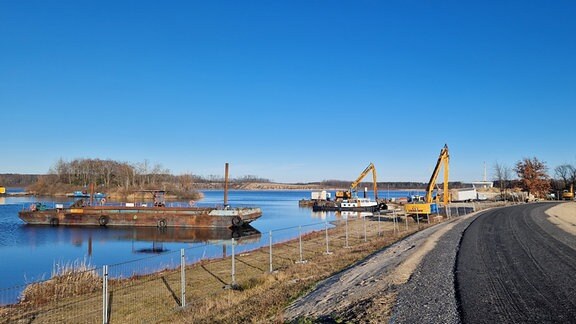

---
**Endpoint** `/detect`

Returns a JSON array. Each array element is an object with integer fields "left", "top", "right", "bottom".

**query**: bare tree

[
  {"left": 515, "top": 157, "right": 550, "bottom": 199},
  {"left": 554, "top": 164, "right": 573, "bottom": 189},
  {"left": 493, "top": 162, "right": 511, "bottom": 199}
]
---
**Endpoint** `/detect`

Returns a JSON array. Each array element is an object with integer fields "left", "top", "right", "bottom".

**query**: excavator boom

[
  {"left": 349, "top": 163, "right": 378, "bottom": 200},
  {"left": 405, "top": 144, "right": 449, "bottom": 215},
  {"left": 424, "top": 144, "right": 449, "bottom": 203}
]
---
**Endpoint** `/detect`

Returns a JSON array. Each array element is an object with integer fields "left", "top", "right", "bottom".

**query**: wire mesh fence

[{"left": 1, "top": 201, "right": 506, "bottom": 323}]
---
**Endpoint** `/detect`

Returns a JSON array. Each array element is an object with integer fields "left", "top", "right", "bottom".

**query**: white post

[
  {"left": 180, "top": 249, "right": 186, "bottom": 308},
  {"left": 345, "top": 216, "right": 350, "bottom": 248},
  {"left": 231, "top": 238, "right": 236, "bottom": 286},
  {"left": 363, "top": 215, "right": 367, "bottom": 242},
  {"left": 102, "top": 265, "right": 108, "bottom": 324},
  {"left": 296, "top": 226, "right": 307, "bottom": 264},
  {"left": 269, "top": 231, "right": 273, "bottom": 272},
  {"left": 405, "top": 211, "right": 408, "bottom": 231},
  {"left": 324, "top": 222, "right": 332, "bottom": 255}
]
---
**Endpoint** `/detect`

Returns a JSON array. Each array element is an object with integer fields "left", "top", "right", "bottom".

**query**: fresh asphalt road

[{"left": 457, "top": 203, "right": 576, "bottom": 323}]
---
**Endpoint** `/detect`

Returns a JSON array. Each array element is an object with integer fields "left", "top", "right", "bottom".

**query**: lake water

[{"left": 0, "top": 189, "right": 421, "bottom": 295}]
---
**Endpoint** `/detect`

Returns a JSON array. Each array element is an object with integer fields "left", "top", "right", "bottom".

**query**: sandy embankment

[{"left": 545, "top": 202, "right": 576, "bottom": 235}]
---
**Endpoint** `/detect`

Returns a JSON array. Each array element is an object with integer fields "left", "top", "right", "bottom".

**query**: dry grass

[
  {"left": 20, "top": 259, "right": 100, "bottom": 306},
  {"left": 1, "top": 216, "right": 437, "bottom": 323}
]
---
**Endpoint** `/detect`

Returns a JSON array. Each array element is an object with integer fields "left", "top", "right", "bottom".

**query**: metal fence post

[
  {"left": 405, "top": 212, "right": 409, "bottom": 231},
  {"left": 345, "top": 216, "right": 350, "bottom": 248},
  {"left": 180, "top": 249, "right": 186, "bottom": 308},
  {"left": 269, "top": 231, "right": 273, "bottom": 272},
  {"left": 102, "top": 265, "right": 108, "bottom": 324},
  {"left": 363, "top": 215, "right": 367, "bottom": 242},
  {"left": 231, "top": 238, "right": 236, "bottom": 286},
  {"left": 324, "top": 222, "right": 332, "bottom": 255},
  {"left": 296, "top": 226, "right": 307, "bottom": 264}
]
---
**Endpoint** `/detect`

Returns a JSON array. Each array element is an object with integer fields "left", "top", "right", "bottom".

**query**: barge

[
  {"left": 18, "top": 163, "right": 262, "bottom": 229},
  {"left": 18, "top": 200, "right": 262, "bottom": 228}
]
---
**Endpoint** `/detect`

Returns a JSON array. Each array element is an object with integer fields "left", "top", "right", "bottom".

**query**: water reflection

[
  {"left": 20, "top": 225, "right": 261, "bottom": 255},
  {"left": 311, "top": 210, "right": 374, "bottom": 220}
]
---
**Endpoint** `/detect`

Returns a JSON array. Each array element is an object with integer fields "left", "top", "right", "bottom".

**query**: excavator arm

[
  {"left": 424, "top": 144, "right": 450, "bottom": 204},
  {"left": 405, "top": 144, "right": 449, "bottom": 215},
  {"left": 350, "top": 163, "right": 378, "bottom": 200}
]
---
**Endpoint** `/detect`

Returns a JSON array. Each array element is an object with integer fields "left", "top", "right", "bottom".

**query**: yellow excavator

[
  {"left": 562, "top": 184, "right": 574, "bottom": 200},
  {"left": 335, "top": 163, "right": 378, "bottom": 201},
  {"left": 405, "top": 144, "right": 450, "bottom": 215}
]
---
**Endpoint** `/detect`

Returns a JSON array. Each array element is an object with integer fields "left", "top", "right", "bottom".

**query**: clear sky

[{"left": 1, "top": 1, "right": 575, "bottom": 183}]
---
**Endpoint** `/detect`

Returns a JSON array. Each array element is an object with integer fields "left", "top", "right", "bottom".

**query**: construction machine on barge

[{"left": 312, "top": 163, "right": 387, "bottom": 212}]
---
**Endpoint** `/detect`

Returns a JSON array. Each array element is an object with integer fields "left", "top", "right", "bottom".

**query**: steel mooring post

[
  {"left": 180, "top": 249, "right": 186, "bottom": 308},
  {"left": 269, "top": 231, "right": 273, "bottom": 273},
  {"left": 102, "top": 265, "right": 108, "bottom": 324}
]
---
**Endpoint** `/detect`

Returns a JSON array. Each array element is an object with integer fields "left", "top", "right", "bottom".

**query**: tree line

[
  {"left": 494, "top": 157, "right": 576, "bottom": 199},
  {"left": 18, "top": 158, "right": 270, "bottom": 197}
]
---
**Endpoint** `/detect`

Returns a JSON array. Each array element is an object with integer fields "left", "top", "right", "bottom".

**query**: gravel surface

[{"left": 390, "top": 211, "right": 481, "bottom": 324}]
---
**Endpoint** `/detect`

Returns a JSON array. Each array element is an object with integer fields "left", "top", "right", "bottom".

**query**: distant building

[
  {"left": 472, "top": 181, "right": 493, "bottom": 190},
  {"left": 472, "top": 162, "right": 494, "bottom": 190}
]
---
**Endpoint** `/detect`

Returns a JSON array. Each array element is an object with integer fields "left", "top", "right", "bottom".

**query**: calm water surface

[{"left": 0, "top": 189, "right": 419, "bottom": 291}]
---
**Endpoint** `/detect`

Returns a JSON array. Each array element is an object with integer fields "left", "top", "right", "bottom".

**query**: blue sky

[{"left": 1, "top": 1, "right": 575, "bottom": 183}]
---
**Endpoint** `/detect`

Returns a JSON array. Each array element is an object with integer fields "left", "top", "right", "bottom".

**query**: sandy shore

[{"left": 545, "top": 202, "right": 576, "bottom": 235}]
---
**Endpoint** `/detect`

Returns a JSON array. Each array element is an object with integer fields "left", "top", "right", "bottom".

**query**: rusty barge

[
  {"left": 18, "top": 163, "right": 262, "bottom": 229},
  {"left": 18, "top": 201, "right": 261, "bottom": 229}
]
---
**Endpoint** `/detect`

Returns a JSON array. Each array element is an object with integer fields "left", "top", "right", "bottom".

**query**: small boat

[
  {"left": 0, "top": 186, "right": 5, "bottom": 196},
  {"left": 312, "top": 198, "right": 387, "bottom": 212},
  {"left": 66, "top": 190, "right": 90, "bottom": 198}
]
